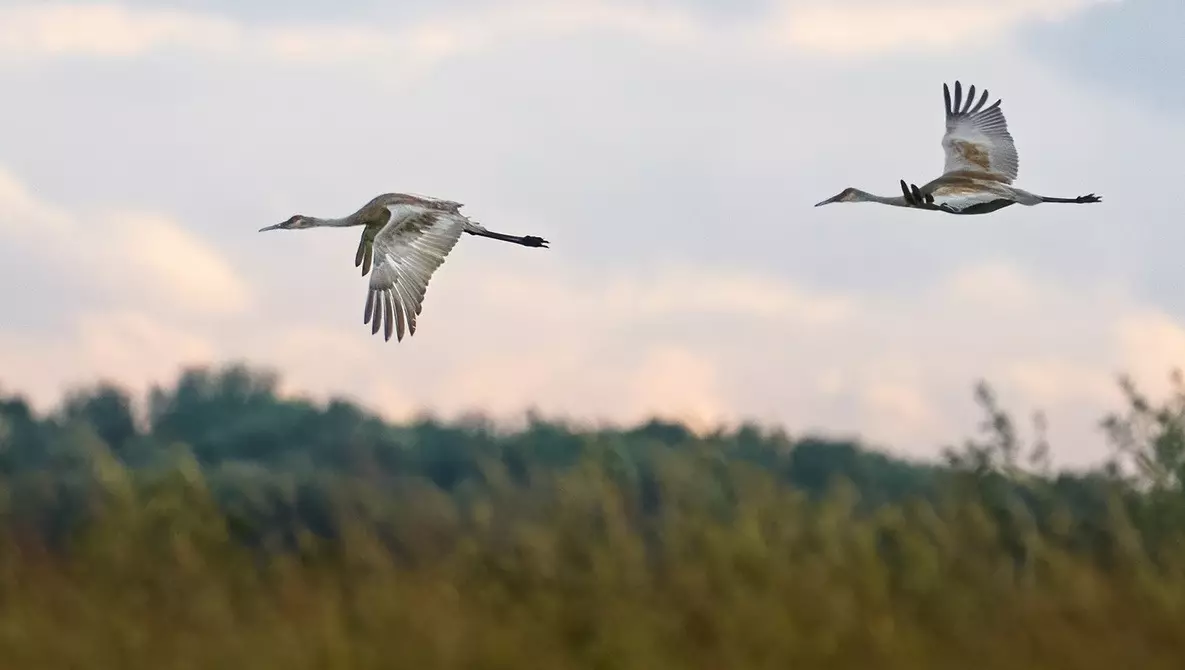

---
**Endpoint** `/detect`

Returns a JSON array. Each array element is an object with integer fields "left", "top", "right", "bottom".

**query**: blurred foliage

[{"left": 1, "top": 363, "right": 1185, "bottom": 667}]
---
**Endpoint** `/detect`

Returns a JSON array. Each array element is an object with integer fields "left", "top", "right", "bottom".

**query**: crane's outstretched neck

[
  {"left": 815, "top": 188, "right": 912, "bottom": 208},
  {"left": 846, "top": 189, "right": 913, "bottom": 207},
  {"left": 308, "top": 216, "right": 356, "bottom": 227},
  {"left": 864, "top": 193, "right": 913, "bottom": 207}
]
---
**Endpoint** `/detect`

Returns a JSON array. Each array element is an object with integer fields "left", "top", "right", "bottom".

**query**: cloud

[
  {"left": 1115, "top": 311, "right": 1185, "bottom": 397},
  {"left": 0, "top": 166, "right": 252, "bottom": 316},
  {"left": 96, "top": 213, "right": 252, "bottom": 315},
  {"left": 2, "top": 204, "right": 1182, "bottom": 469},
  {"left": 0, "top": 4, "right": 241, "bottom": 58},
  {"left": 1022, "top": 0, "right": 1185, "bottom": 115},
  {"left": 0, "top": 168, "right": 73, "bottom": 234},
  {"left": 0, "top": 0, "right": 1111, "bottom": 67},
  {"left": 209, "top": 259, "right": 1182, "bottom": 468},
  {"left": 0, "top": 309, "right": 219, "bottom": 407},
  {"left": 0, "top": 0, "right": 1175, "bottom": 474},
  {"left": 471, "top": 264, "right": 856, "bottom": 327},
  {"left": 433, "top": 260, "right": 1181, "bottom": 465},
  {"left": 763, "top": 0, "right": 1117, "bottom": 56},
  {"left": 625, "top": 346, "right": 730, "bottom": 431},
  {"left": 0, "top": 2, "right": 701, "bottom": 66}
]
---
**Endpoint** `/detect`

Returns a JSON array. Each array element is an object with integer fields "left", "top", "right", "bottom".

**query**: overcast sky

[{"left": 0, "top": 0, "right": 1180, "bottom": 467}]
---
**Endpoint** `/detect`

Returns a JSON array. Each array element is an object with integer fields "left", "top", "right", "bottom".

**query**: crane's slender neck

[
  {"left": 857, "top": 190, "right": 911, "bottom": 207},
  {"left": 307, "top": 216, "right": 357, "bottom": 228}
]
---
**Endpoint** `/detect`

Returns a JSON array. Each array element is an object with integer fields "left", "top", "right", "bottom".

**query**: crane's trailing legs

[
  {"left": 464, "top": 222, "right": 549, "bottom": 247},
  {"left": 1039, "top": 194, "right": 1102, "bottom": 204}
]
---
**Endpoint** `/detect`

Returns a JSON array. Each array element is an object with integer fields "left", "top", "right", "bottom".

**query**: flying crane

[
  {"left": 815, "top": 81, "right": 1102, "bottom": 214},
  {"left": 260, "top": 193, "right": 549, "bottom": 342}
]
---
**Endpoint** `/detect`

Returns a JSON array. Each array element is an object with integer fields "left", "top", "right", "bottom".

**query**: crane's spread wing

[
  {"left": 940, "top": 81, "right": 1019, "bottom": 183},
  {"left": 363, "top": 204, "right": 468, "bottom": 342}
]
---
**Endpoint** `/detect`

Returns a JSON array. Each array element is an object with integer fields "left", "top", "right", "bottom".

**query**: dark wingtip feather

[
  {"left": 969, "top": 88, "right": 990, "bottom": 114},
  {"left": 399, "top": 302, "right": 408, "bottom": 342},
  {"left": 943, "top": 83, "right": 952, "bottom": 116},
  {"left": 370, "top": 293, "right": 382, "bottom": 336},
  {"left": 953, "top": 81, "right": 963, "bottom": 115},
  {"left": 382, "top": 291, "right": 394, "bottom": 342},
  {"left": 363, "top": 290, "right": 375, "bottom": 325}
]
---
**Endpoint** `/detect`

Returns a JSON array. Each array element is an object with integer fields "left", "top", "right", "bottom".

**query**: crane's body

[
  {"left": 260, "top": 192, "right": 548, "bottom": 342},
  {"left": 815, "top": 81, "right": 1101, "bottom": 214}
]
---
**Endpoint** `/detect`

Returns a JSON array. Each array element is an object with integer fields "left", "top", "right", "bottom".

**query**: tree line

[{"left": 2, "top": 363, "right": 1184, "bottom": 667}]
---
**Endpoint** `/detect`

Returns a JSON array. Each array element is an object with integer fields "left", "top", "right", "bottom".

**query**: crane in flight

[
  {"left": 260, "top": 193, "right": 549, "bottom": 342},
  {"left": 815, "top": 81, "right": 1102, "bottom": 215}
]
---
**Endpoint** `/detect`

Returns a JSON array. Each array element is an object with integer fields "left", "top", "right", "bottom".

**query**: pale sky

[{"left": 0, "top": 0, "right": 1181, "bottom": 467}]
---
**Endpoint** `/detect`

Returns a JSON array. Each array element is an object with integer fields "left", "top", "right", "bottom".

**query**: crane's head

[
  {"left": 814, "top": 188, "right": 864, "bottom": 207},
  {"left": 259, "top": 215, "right": 311, "bottom": 232}
]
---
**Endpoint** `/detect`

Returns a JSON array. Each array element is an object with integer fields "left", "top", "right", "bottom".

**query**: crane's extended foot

[
  {"left": 520, "top": 235, "right": 549, "bottom": 248},
  {"left": 1041, "top": 193, "right": 1102, "bottom": 204}
]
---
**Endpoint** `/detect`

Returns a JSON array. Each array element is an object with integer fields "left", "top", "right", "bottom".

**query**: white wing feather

[
  {"left": 363, "top": 203, "right": 468, "bottom": 342},
  {"left": 940, "top": 82, "right": 1019, "bottom": 183},
  {"left": 929, "top": 188, "right": 1009, "bottom": 214}
]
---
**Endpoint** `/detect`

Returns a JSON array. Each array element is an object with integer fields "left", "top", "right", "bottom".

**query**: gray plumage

[
  {"left": 260, "top": 192, "right": 549, "bottom": 342},
  {"left": 815, "top": 81, "right": 1102, "bottom": 215}
]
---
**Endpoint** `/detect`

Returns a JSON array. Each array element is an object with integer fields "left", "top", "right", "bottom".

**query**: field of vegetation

[{"left": 2, "top": 363, "right": 1185, "bottom": 668}]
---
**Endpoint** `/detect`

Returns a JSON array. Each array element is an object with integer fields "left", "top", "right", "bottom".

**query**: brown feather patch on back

[{"left": 952, "top": 140, "right": 991, "bottom": 171}]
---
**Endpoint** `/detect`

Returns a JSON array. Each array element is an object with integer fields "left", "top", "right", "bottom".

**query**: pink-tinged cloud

[
  {"left": 762, "top": 0, "right": 1119, "bottom": 56},
  {"left": 0, "top": 310, "right": 219, "bottom": 407},
  {"left": 0, "top": 0, "right": 1112, "bottom": 67},
  {"left": 0, "top": 167, "right": 252, "bottom": 316},
  {"left": 3, "top": 163, "right": 1184, "bottom": 469}
]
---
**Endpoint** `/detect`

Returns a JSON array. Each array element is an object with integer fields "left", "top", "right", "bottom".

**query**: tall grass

[{"left": 2, "top": 446, "right": 1184, "bottom": 669}]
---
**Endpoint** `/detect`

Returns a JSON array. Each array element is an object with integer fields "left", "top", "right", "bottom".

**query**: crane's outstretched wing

[
  {"left": 363, "top": 204, "right": 468, "bottom": 342},
  {"left": 940, "top": 81, "right": 1019, "bottom": 183}
]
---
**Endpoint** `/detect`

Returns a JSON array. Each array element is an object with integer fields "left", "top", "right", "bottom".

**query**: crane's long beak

[
  {"left": 814, "top": 194, "right": 842, "bottom": 207},
  {"left": 258, "top": 223, "right": 284, "bottom": 232}
]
